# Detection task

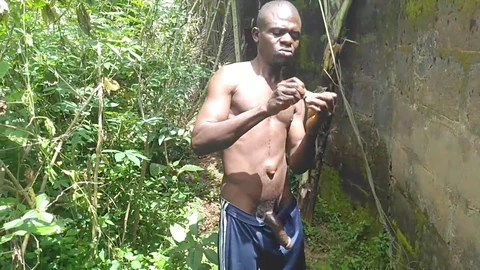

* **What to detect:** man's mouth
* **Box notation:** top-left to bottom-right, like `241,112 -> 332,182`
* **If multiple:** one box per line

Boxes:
278,49 -> 293,56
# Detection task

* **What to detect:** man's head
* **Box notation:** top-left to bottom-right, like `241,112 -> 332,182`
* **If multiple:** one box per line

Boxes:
252,1 -> 302,67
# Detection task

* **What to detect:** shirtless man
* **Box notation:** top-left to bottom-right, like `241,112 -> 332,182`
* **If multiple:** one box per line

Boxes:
191,1 -> 336,269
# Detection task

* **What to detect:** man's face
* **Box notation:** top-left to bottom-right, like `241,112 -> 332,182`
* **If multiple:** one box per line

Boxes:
252,7 -> 302,66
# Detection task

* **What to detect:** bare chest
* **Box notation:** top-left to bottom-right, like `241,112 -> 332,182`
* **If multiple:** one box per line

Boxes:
230,80 -> 294,125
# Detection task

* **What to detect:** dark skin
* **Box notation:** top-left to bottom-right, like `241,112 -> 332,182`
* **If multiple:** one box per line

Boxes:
191,2 -> 337,217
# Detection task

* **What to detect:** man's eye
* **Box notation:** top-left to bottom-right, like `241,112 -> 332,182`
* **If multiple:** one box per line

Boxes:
291,33 -> 300,40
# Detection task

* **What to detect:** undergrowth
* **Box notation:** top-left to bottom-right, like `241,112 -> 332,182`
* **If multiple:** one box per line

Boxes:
302,175 -> 392,270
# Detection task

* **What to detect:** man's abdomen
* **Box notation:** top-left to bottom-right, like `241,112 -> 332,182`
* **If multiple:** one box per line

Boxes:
221,129 -> 291,215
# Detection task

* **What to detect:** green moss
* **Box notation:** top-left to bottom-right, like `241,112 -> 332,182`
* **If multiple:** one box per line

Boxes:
296,34 -> 317,70
437,48 -> 480,73
319,165 -> 382,231
414,207 -> 429,231
403,0 -> 437,21
446,0 -> 480,17
392,220 -> 420,259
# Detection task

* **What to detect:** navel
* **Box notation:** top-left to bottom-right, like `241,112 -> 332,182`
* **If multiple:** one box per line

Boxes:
265,161 -> 276,179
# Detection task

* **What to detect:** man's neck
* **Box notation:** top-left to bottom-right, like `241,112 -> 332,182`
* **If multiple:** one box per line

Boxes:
251,56 -> 285,85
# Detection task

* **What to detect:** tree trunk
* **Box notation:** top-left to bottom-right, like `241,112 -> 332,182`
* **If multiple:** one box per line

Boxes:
298,0 -> 353,223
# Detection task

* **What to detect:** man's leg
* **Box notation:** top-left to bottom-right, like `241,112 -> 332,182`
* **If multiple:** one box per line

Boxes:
281,203 -> 306,270
218,198 -> 261,270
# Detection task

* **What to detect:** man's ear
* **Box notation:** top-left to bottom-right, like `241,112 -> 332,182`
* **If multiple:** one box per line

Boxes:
251,27 -> 260,43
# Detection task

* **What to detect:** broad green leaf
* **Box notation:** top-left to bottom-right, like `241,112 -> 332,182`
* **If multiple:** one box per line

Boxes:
124,150 -> 148,160
0,230 -> 27,244
126,153 -> 140,167
0,61 -> 9,78
178,164 -> 203,174
4,128 -> 29,146
202,232 -> 218,245
130,260 -> 141,269
186,245 -> 204,270
3,218 -> 24,230
22,219 -> 64,235
124,251 -> 135,261
38,211 -> 54,223
187,212 -> 200,226
105,43 -> 121,58
99,249 -> 105,262
0,234 -> 13,244
0,198 -> 16,218
204,249 -> 218,265
149,163 -> 166,177
169,223 -> 186,242
128,48 -> 142,61
158,134 -> 166,146
114,152 -> 125,163
188,212 -> 200,235
35,194 -> 50,212
110,260 -> 121,270
33,224 -> 62,235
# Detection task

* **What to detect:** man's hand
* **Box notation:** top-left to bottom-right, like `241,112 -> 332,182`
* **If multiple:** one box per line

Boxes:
304,90 -> 337,115
303,88 -> 337,134
266,77 -> 304,115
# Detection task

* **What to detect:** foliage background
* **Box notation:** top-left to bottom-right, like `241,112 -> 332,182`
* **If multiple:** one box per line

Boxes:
0,0 -> 221,269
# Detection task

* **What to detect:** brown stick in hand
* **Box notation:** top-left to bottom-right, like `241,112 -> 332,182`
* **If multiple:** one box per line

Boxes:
264,211 -> 292,249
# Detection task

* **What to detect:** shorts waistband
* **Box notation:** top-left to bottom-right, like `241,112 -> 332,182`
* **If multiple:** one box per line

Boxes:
220,197 -> 298,227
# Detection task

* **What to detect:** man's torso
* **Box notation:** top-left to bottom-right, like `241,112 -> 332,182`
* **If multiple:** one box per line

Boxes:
220,62 -> 297,216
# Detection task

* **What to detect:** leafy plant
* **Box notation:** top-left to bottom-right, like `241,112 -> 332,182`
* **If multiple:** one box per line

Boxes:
0,0 -> 218,269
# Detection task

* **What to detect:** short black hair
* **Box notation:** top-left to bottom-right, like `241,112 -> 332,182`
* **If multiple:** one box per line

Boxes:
256,1 -> 300,30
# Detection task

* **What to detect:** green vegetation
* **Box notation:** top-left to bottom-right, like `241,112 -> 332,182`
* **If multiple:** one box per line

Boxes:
0,0 -> 392,269
0,0 -> 217,269
304,166 -> 391,270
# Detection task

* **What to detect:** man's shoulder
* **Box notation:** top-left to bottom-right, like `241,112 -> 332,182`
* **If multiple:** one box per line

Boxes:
210,61 -> 253,90
216,61 -> 252,76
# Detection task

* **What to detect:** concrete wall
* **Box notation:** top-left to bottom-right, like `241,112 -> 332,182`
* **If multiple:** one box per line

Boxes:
238,0 -> 480,268
326,0 -> 480,269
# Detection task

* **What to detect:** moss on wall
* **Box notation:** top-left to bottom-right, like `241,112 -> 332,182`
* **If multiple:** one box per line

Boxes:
403,0 -> 437,21
319,165 -> 384,234
446,0 -> 480,17
400,0 -> 437,28
296,34 -> 317,70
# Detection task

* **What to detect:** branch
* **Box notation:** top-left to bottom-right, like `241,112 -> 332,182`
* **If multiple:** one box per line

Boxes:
38,83 -> 100,194
91,43 -> 104,245
0,160 -> 34,208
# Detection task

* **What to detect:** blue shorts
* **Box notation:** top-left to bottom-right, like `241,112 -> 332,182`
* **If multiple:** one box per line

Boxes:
218,198 -> 306,270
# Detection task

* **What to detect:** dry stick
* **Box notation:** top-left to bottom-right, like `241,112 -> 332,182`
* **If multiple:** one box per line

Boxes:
230,0 -> 241,62
187,0 -> 231,122
313,0 -> 403,265
298,0 -> 352,222
131,53 -> 146,243
91,43 -> 104,248
38,84 -> 100,194
213,0 -> 231,71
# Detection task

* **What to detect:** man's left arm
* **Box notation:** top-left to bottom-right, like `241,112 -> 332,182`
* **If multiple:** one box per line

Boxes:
286,101 -> 318,174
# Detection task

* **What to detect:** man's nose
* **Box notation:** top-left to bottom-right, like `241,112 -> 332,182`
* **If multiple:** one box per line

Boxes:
280,33 -> 294,45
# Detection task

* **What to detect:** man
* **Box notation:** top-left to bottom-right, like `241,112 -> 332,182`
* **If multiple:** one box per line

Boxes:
191,1 -> 337,269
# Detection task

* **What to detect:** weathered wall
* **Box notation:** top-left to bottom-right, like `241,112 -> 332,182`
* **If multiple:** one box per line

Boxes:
327,0 -> 480,269
238,0 -> 480,268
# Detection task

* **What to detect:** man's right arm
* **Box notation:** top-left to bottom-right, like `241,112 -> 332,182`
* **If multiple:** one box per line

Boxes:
191,66 -> 271,156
